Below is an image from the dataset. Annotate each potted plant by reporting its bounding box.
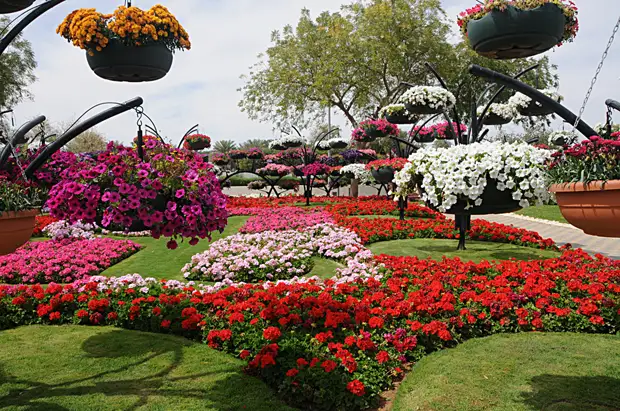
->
[315,140,331,151]
[0,0,34,14]
[183,134,211,151]
[46,141,228,249]
[257,164,292,177]
[211,152,229,166]
[394,142,551,214]
[548,136,620,237]
[327,137,349,149]
[549,130,577,147]
[355,118,400,142]
[0,179,42,255]
[366,158,408,184]
[457,0,579,59]
[477,103,516,125]
[399,86,456,115]
[57,5,190,82]
[279,135,305,148]
[508,89,563,116]
[229,150,247,160]
[341,163,372,182]
[247,148,264,160]
[431,121,468,140]
[269,140,288,151]
[379,104,414,124]
[594,123,620,139]
[410,126,435,143]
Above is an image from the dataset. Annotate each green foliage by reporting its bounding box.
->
[212,140,238,154]
[65,129,108,153]
[0,17,37,109]
[0,181,42,215]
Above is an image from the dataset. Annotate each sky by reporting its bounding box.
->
[11,0,620,146]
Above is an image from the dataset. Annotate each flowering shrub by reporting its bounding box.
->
[548,135,620,184]
[257,163,293,177]
[457,0,579,46]
[2,248,618,410]
[57,5,191,55]
[302,162,331,176]
[43,220,97,240]
[366,158,408,172]
[394,142,551,211]
[183,134,211,151]
[46,141,228,249]
[399,86,456,112]
[32,215,59,237]
[0,238,140,284]
[240,207,334,233]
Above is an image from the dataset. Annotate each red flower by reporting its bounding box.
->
[240,350,251,359]
[49,311,61,321]
[286,368,299,378]
[347,379,365,396]
[321,360,337,373]
[152,307,162,316]
[107,312,118,320]
[376,351,390,364]
[263,326,281,341]
[161,319,171,329]
[12,296,26,306]
[368,316,384,329]
[77,309,89,318]
[296,358,309,367]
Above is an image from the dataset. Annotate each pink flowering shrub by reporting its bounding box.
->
[46,141,228,249]
[257,163,293,177]
[0,238,141,284]
[240,207,334,233]
[302,162,331,177]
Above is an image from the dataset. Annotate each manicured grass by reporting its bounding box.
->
[102,216,249,281]
[369,239,560,263]
[0,325,293,411]
[393,333,620,411]
[516,205,568,223]
[307,256,344,279]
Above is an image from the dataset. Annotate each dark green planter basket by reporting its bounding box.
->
[432,180,522,215]
[517,100,556,116]
[371,168,395,184]
[385,113,413,125]
[87,40,173,82]
[482,113,512,126]
[466,3,566,59]
[0,0,34,14]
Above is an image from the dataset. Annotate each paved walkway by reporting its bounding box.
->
[468,213,620,260]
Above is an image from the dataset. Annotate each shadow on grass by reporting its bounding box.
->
[0,329,289,411]
[521,375,620,410]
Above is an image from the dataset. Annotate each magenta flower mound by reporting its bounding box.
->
[46,141,228,249]
[240,207,334,233]
[0,238,141,284]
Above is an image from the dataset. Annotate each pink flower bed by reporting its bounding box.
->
[0,238,141,284]
[239,207,334,233]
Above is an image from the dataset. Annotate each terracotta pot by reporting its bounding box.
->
[550,180,620,237]
[0,209,39,255]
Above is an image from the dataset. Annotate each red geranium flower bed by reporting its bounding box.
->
[32,215,59,237]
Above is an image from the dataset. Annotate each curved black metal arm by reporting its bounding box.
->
[25,97,143,178]
[0,0,66,56]
[606,99,620,112]
[177,124,199,149]
[470,65,597,138]
[0,115,45,169]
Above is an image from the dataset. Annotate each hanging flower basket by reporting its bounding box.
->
[211,153,229,166]
[549,130,577,147]
[371,168,395,184]
[367,158,408,184]
[57,5,190,83]
[0,209,39,256]
[379,104,414,125]
[247,148,264,160]
[411,126,436,143]
[278,136,305,148]
[508,90,563,116]
[328,137,349,149]
[355,118,400,142]
[478,103,516,126]
[550,181,620,237]
[229,150,247,160]
[441,180,522,215]
[183,134,211,151]
[0,0,34,14]
[399,86,456,115]
[457,2,578,59]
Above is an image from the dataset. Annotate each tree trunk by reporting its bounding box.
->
[350,178,359,198]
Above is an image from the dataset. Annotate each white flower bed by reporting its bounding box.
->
[43,220,97,240]
[477,103,517,120]
[394,142,551,212]
[399,86,456,111]
[508,89,563,109]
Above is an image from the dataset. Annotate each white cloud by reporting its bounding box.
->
[12,0,620,147]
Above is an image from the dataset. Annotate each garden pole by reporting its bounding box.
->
[25,97,143,178]
[469,65,598,138]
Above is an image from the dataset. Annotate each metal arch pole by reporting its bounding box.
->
[0,0,66,56]
[469,65,598,138]
[0,115,46,169]
[606,99,620,112]
[25,97,143,178]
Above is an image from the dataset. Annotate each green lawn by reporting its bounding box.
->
[369,239,560,263]
[307,256,344,279]
[516,205,567,223]
[0,325,294,411]
[394,333,620,411]
[102,216,249,281]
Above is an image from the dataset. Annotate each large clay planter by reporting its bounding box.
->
[466,4,566,59]
[550,180,620,237]
[0,209,38,255]
[87,39,173,82]
[0,0,34,14]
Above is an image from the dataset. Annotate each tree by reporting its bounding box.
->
[0,16,37,109]
[240,138,271,151]
[65,128,108,153]
[213,140,237,153]
[239,0,557,129]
